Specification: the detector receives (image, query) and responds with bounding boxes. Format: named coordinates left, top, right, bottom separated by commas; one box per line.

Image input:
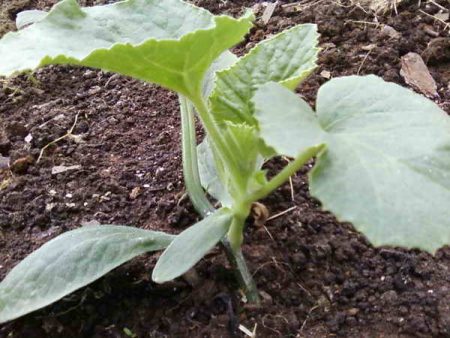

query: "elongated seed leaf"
left=210, top=23, right=319, bottom=125
left=0, top=225, right=174, bottom=324
left=254, top=76, right=450, bottom=253
left=0, top=0, right=254, bottom=98
left=152, top=209, right=232, bottom=283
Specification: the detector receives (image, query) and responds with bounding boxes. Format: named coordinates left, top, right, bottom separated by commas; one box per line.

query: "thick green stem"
left=179, top=94, right=215, bottom=217
left=245, top=145, right=325, bottom=204
left=190, top=94, right=241, bottom=182
left=222, top=239, right=260, bottom=304
left=179, top=94, right=260, bottom=304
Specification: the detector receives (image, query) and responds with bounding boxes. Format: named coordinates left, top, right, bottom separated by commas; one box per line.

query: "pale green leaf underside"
left=0, top=0, right=254, bottom=97
left=254, top=76, right=450, bottom=253
left=152, top=209, right=232, bottom=283
left=0, top=225, right=174, bottom=324
left=210, top=23, right=319, bottom=125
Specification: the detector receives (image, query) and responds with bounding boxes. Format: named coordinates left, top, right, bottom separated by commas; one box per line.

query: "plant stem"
left=190, top=94, right=240, bottom=181
left=178, top=94, right=260, bottom=304
left=245, top=145, right=325, bottom=204
left=179, top=95, right=215, bottom=216
left=222, top=239, right=260, bottom=304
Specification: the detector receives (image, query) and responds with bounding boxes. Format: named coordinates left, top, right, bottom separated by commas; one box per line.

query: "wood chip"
left=400, top=52, right=438, bottom=98
left=320, top=70, right=332, bottom=79
left=51, top=164, right=82, bottom=175
left=261, top=2, right=278, bottom=25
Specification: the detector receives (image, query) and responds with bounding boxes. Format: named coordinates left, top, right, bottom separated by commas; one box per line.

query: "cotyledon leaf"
left=152, top=208, right=232, bottom=283
left=210, top=23, right=319, bottom=125
left=0, top=225, right=174, bottom=324
left=0, top=0, right=254, bottom=98
left=254, top=76, right=450, bottom=253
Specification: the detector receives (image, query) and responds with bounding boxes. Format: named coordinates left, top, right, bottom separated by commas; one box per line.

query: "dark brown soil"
left=1, top=0, right=450, bottom=337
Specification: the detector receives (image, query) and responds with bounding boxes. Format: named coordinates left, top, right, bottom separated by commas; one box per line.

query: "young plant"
left=0, top=0, right=449, bottom=325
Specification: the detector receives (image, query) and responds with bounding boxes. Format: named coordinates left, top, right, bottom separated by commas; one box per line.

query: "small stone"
left=45, top=203, right=56, bottom=212
left=347, top=308, right=359, bottom=316
left=320, top=70, right=332, bottom=79
left=400, top=52, right=438, bottom=98
left=0, top=156, right=9, bottom=170
left=129, top=186, right=141, bottom=200
left=24, top=133, right=33, bottom=143
left=381, top=25, right=401, bottom=39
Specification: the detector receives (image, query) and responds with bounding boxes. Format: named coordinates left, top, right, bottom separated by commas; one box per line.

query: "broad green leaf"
left=0, top=0, right=254, bottom=98
left=210, top=23, right=319, bottom=125
left=254, top=76, right=450, bottom=253
left=152, top=209, right=232, bottom=283
left=0, top=225, right=174, bottom=324
left=16, top=10, right=48, bottom=30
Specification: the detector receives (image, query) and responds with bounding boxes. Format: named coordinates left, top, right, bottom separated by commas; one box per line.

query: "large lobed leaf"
left=0, top=225, right=174, bottom=324
left=254, top=76, right=450, bottom=253
left=0, top=0, right=254, bottom=98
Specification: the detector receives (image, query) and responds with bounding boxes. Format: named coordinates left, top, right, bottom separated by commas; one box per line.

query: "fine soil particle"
left=1, top=0, right=450, bottom=337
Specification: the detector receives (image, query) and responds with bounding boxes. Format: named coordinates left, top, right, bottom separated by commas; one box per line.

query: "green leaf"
left=254, top=76, right=450, bottom=253
left=0, top=225, right=174, bottom=324
left=152, top=209, right=232, bottom=283
left=0, top=0, right=254, bottom=98
left=210, top=23, right=319, bottom=125
left=15, top=10, right=47, bottom=30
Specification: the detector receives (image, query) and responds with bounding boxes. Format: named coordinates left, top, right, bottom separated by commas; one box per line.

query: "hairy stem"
left=179, top=95, right=215, bottom=216
left=191, top=94, right=241, bottom=182
left=222, top=239, right=260, bottom=304
left=246, top=145, right=325, bottom=204
left=179, top=94, right=260, bottom=304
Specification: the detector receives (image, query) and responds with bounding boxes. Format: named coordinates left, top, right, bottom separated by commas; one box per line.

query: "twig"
left=357, top=48, right=373, bottom=75
left=37, top=112, right=80, bottom=163
left=428, top=0, right=447, bottom=11
left=267, top=206, right=298, bottom=221
left=419, top=9, right=450, bottom=32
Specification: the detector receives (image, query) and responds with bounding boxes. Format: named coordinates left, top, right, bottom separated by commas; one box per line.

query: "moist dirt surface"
left=1, top=0, right=450, bottom=337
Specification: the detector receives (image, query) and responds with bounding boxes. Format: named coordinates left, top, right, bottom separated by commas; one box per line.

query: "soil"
left=1, top=0, right=450, bottom=337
